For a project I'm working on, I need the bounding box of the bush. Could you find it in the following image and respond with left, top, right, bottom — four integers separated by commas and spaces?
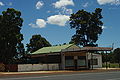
0, 63, 5, 72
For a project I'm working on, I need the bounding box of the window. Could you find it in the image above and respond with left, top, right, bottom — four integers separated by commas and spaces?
78, 56, 86, 66
65, 59, 74, 67
91, 59, 98, 65
77, 59, 86, 66
65, 56, 74, 67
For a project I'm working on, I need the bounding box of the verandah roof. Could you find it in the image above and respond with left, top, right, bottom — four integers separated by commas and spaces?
62, 47, 113, 52
79, 47, 113, 51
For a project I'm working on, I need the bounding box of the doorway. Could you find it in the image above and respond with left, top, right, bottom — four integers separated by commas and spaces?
74, 59, 77, 70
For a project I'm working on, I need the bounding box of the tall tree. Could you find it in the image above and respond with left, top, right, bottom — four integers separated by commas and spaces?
26, 34, 51, 53
0, 8, 24, 63
69, 8, 103, 47
113, 48, 120, 67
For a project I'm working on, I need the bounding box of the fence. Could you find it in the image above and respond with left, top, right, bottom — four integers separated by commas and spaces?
18, 64, 59, 72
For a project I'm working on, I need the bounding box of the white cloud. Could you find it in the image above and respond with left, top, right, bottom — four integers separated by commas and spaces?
53, 0, 74, 8
0, 2, 4, 6
36, 1, 44, 9
101, 25, 106, 29
0, 2, 13, 6
47, 11, 51, 13
82, 2, 89, 8
29, 23, 37, 28
29, 19, 46, 28
36, 19, 46, 28
97, 0, 120, 5
47, 15, 70, 26
8, 2, 13, 6
52, 0, 74, 15
61, 7, 73, 15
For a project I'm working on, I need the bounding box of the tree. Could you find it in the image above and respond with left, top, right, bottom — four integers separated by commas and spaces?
101, 52, 113, 63
113, 48, 120, 67
16, 43, 25, 58
26, 34, 51, 53
69, 8, 103, 47
0, 8, 24, 63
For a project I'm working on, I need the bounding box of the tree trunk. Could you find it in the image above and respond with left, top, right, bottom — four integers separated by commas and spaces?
119, 63, 120, 68
118, 60, 120, 68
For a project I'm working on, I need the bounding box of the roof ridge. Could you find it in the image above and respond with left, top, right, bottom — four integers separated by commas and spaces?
41, 43, 73, 48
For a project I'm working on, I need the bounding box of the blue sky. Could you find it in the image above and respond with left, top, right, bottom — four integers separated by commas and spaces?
0, 0, 120, 48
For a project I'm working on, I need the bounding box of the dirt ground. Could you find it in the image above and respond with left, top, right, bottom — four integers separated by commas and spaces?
0, 68, 120, 76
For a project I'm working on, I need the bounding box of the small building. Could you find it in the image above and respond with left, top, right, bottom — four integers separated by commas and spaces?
30, 44, 112, 70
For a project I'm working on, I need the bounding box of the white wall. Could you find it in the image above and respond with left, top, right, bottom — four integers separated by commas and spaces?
18, 64, 59, 72
93, 54, 102, 68
88, 53, 102, 68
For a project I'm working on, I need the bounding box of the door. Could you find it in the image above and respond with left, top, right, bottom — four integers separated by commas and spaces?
74, 59, 77, 70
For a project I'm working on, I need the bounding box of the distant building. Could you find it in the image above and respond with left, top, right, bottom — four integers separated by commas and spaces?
30, 44, 112, 70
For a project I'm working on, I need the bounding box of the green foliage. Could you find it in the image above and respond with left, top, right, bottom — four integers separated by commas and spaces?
113, 48, 120, 63
0, 8, 24, 63
69, 8, 103, 47
16, 43, 25, 58
102, 52, 113, 63
26, 34, 51, 53
102, 48, 120, 68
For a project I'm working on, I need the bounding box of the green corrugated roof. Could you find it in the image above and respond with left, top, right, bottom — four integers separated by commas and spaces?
32, 44, 74, 55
